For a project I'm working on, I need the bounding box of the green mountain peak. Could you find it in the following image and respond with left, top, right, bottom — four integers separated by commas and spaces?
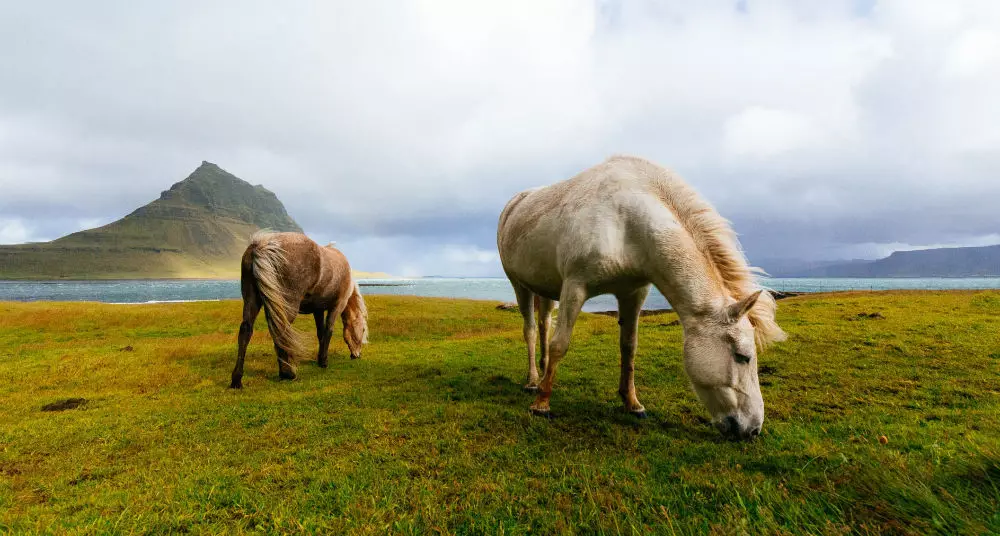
0, 162, 303, 279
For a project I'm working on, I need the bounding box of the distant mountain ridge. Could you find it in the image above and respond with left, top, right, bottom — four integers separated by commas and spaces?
0, 162, 303, 279
768, 244, 1000, 278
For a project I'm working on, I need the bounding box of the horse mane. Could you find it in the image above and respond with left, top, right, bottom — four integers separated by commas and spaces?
614, 155, 787, 350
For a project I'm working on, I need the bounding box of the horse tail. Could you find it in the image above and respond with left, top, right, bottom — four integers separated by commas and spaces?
342, 280, 369, 358
248, 232, 307, 360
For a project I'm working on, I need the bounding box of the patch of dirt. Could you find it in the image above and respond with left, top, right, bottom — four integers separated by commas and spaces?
850, 312, 885, 320
120, 345, 134, 352
0, 462, 22, 476
759, 365, 779, 376
495, 302, 518, 311
41, 397, 87, 412
659, 319, 681, 327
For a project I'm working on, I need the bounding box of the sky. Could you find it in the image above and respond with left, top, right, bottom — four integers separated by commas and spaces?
1, 1, 998, 277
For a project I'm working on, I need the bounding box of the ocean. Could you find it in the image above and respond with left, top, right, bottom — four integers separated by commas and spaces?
2, 277, 999, 312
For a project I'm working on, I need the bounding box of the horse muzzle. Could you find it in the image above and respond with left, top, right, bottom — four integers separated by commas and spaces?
716, 415, 761, 441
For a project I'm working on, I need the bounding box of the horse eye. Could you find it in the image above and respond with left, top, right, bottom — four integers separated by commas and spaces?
734, 352, 751, 364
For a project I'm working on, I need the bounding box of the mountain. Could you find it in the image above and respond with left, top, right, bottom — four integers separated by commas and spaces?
753, 258, 871, 278
790, 245, 1000, 278
0, 162, 303, 279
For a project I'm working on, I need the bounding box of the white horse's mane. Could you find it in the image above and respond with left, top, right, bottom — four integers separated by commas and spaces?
612, 155, 786, 349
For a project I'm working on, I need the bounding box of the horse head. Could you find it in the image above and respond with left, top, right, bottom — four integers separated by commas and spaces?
682, 290, 765, 441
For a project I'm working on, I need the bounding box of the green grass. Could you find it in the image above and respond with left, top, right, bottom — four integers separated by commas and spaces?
1, 291, 998, 534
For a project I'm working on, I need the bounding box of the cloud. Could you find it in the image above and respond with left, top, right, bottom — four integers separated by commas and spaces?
0, 219, 36, 245
723, 107, 822, 158
1, 1, 999, 274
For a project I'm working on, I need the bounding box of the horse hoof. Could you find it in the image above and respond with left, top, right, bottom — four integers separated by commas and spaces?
317, 362, 328, 369
530, 407, 552, 418
524, 384, 539, 392
229, 382, 243, 389
278, 373, 296, 381
632, 410, 648, 419
350, 354, 361, 360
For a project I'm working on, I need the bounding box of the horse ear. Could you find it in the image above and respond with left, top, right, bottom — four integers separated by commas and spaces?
726, 290, 762, 322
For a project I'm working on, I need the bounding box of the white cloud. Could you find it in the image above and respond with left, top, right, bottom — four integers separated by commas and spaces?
442, 245, 499, 265
723, 107, 821, 158
0, 219, 40, 245
944, 29, 1000, 77
1, 1, 999, 271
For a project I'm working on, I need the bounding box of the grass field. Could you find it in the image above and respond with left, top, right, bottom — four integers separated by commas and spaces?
1, 291, 998, 534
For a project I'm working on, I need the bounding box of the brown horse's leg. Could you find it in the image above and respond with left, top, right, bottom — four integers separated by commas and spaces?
315, 310, 332, 368
266, 305, 299, 380
512, 282, 539, 390
616, 286, 650, 417
530, 280, 586, 415
274, 343, 296, 380
536, 296, 555, 376
231, 292, 261, 389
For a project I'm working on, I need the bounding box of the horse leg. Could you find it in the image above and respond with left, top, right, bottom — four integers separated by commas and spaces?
267, 304, 299, 380
512, 282, 539, 390
530, 280, 586, 415
274, 343, 297, 380
315, 310, 332, 368
536, 296, 555, 375
617, 286, 650, 417
231, 294, 261, 389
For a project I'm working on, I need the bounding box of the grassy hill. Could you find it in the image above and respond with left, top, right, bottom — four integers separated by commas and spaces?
0, 162, 303, 279
1, 292, 998, 533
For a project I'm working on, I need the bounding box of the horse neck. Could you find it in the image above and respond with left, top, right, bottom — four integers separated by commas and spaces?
650, 238, 729, 321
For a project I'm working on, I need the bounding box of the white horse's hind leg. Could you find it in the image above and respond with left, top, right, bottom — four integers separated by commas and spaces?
536, 296, 555, 375
616, 286, 650, 417
512, 283, 540, 390
530, 280, 587, 415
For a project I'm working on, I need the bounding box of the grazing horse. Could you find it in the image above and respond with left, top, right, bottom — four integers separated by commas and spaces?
230, 231, 368, 388
497, 155, 785, 440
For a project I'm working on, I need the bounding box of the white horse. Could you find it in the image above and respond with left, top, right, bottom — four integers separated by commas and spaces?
497, 155, 785, 440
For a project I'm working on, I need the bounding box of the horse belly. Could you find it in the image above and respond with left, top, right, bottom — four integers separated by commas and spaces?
500, 235, 564, 299
298, 287, 340, 314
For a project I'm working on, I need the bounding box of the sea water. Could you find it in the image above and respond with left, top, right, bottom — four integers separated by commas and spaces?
2, 277, 1000, 312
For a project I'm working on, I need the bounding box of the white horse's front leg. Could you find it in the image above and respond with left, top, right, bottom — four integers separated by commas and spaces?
531, 280, 586, 415
512, 283, 539, 390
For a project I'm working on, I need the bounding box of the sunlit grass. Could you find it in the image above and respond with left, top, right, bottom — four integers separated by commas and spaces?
1, 292, 998, 534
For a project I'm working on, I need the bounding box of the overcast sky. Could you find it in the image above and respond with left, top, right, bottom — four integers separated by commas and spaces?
1, 1, 998, 276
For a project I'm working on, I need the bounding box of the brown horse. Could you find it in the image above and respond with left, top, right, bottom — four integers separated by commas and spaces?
230, 231, 369, 388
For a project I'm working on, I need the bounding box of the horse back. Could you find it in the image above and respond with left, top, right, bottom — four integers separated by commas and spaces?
241, 232, 322, 303
497, 156, 683, 293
